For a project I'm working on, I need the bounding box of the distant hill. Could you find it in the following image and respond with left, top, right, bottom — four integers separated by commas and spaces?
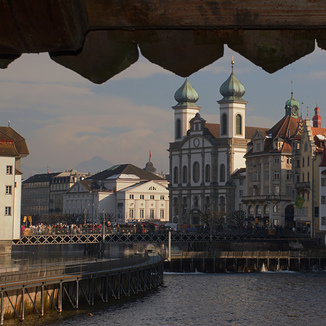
75, 156, 113, 174
21, 156, 113, 179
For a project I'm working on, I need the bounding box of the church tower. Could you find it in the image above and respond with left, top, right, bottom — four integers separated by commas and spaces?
285, 92, 300, 118
312, 104, 322, 127
172, 79, 201, 141
218, 59, 247, 139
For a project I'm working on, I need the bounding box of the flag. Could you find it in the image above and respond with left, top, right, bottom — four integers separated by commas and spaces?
295, 194, 305, 209
149, 149, 151, 162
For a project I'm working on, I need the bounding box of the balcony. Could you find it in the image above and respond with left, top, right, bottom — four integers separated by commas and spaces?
242, 195, 292, 203
295, 182, 311, 191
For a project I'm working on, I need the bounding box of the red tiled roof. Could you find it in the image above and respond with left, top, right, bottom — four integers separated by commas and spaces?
267, 115, 301, 138
0, 127, 29, 156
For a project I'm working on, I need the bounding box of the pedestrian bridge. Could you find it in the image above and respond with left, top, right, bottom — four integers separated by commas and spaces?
13, 231, 308, 245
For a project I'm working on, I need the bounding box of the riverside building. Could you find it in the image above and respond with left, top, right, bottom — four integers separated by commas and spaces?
168, 61, 267, 225
63, 163, 169, 223
0, 123, 29, 246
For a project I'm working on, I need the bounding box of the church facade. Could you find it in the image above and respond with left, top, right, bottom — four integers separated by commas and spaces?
168, 62, 266, 225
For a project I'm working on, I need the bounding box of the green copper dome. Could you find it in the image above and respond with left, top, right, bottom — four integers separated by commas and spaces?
285, 92, 300, 118
174, 78, 199, 106
219, 71, 246, 101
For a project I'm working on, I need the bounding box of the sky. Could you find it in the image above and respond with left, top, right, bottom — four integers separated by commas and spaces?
1, 44, 326, 177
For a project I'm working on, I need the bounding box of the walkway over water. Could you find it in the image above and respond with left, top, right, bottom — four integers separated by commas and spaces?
0, 253, 164, 325
13, 231, 312, 245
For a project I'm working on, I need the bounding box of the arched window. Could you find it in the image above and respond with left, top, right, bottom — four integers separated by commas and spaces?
193, 161, 200, 183
263, 205, 270, 215
173, 166, 178, 184
248, 205, 254, 215
222, 113, 227, 135
182, 165, 187, 183
256, 205, 262, 215
176, 119, 181, 139
220, 164, 225, 182
236, 114, 242, 135
205, 164, 210, 183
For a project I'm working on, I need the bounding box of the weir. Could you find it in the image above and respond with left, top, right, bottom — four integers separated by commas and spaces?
0, 253, 164, 325
164, 250, 326, 273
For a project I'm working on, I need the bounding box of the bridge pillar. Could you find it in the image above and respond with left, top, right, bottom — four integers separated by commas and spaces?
0, 241, 11, 255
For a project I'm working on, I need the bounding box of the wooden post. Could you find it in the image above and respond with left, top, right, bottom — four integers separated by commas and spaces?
41, 285, 44, 317
58, 282, 62, 313
76, 280, 79, 309
1, 290, 4, 326
21, 288, 25, 321
168, 230, 171, 262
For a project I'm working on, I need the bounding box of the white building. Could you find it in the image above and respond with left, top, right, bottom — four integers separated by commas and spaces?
0, 125, 29, 243
168, 61, 266, 224
63, 163, 169, 223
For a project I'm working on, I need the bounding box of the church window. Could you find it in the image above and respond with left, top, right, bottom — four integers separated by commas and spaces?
221, 113, 227, 135
205, 164, 210, 182
176, 119, 181, 139
173, 166, 178, 184
220, 164, 225, 182
194, 196, 199, 207
182, 165, 187, 183
236, 114, 242, 135
193, 162, 200, 183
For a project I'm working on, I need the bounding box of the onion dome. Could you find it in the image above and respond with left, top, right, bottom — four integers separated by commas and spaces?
174, 78, 199, 106
219, 59, 245, 101
285, 92, 300, 117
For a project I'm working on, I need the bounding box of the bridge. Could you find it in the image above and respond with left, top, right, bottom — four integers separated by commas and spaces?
13, 231, 311, 245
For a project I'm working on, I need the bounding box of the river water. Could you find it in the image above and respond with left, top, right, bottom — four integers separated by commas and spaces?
8, 271, 326, 326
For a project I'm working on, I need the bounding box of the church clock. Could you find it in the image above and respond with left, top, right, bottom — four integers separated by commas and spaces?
291, 105, 299, 118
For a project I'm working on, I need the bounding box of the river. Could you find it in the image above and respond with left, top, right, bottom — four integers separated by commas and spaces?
7, 271, 326, 326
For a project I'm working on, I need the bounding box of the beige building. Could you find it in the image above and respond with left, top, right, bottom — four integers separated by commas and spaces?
293, 108, 326, 238
243, 94, 302, 228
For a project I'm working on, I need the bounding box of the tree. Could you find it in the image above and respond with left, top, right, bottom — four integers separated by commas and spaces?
201, 209, 225, 233
227, 210, 247, 229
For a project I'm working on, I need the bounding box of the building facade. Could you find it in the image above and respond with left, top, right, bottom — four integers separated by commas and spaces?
49, 169, 90, 213
22, 169, 89, 218
63, 163, 169, 223
0, 125, 29, 241
168, 63, 267, 225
